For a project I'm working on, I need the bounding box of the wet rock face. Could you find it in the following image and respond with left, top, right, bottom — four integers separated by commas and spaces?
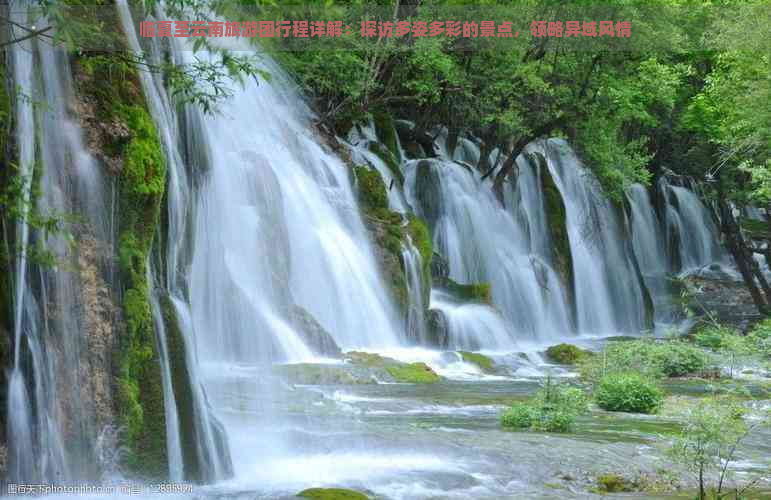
684, 272, 763, 332
427, 308, 449, 347
77, 234, 119, 440
290, 305, 342, 358
413, 159, 445, 229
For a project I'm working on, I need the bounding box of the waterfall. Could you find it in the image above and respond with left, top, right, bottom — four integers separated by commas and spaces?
401, 237, 428, 344
429, 291, 514, 351
404, 157, 573, 341
347, 122, 408, 213
116, 0, 231, 482
7, 0, 38, 483
114, 2, 407, 475
6, 0, 113, 482
534, 139, 650, 334
659, 177, 728, 273
148, 265, 184, 482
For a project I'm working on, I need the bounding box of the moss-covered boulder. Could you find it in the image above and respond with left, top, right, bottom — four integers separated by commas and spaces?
545, 343, 593, 365
459, 351, 495, 373
297, 487, 369, 500
385, 362, 440, 384
344, 351, 441, 384
440, 278, 492, 305
595, 473, 634, 493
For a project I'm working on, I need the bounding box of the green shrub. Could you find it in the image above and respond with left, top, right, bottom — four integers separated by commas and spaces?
501, 377, 589, 433
595, 373, 663, 414
596, 473, 633, 493
501, 403, 535, 429
747, 319, 771, 359
580, 339, 713, 382
545, 343, 592, 364
694, 325, 738, 349
533, 408, 574, 433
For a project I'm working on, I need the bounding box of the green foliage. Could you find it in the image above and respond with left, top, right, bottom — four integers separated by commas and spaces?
595, 373, 663, 414
579, 339, 715, 382
501, 377, 589, 433
668, 397, 767, 499
501, 403, 535, 429
545, 343, 592, 365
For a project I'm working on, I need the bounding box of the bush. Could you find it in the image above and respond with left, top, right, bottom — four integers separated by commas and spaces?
501, 403, 535, 429
501, 377, 589, 433
595, 373, 663, 414
533, 408, 574, 433
694, 325, 738, 349
545, 343, 592, 364
596, 473, 633, 493
579, 339, 713, 382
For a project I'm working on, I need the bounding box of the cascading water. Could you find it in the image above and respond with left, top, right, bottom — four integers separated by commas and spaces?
401, 237, 428, 344
404, 156, 573, 342
659, 177, 728, 273
116, 0, 230, 481
6, 0, 114, 482
429, 290, 514, 351
627, 183, 680, 324
347, 122, 408, 213
532, 139, 651, 334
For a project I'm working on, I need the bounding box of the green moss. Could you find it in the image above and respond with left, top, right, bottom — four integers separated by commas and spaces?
73, 45, 168, 476
459, 351, 495, 373
345, 351, 395, 367
545, 343, 592, 365
354, 165, 388, 215
443, 278, 492, 304
297, 487, 369, 500
385, 362, 440, 383
0, 55, 10, 158
595, 473, 634, 493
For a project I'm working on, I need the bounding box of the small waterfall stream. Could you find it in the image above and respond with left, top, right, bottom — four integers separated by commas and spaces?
6, 0, 114, 483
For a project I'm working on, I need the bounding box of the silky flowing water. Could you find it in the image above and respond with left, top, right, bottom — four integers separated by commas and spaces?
4, 4, 764, 498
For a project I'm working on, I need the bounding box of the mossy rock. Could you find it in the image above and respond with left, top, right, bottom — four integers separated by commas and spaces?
459, 351, 495, 373
72, 44, 168, 476
385, 362, 439, 384
353, 165, 388, 215
297, 487, 369, 500
344, 352, 440, 384
345, 350, 397, 367
441, 278, 492, 305
545, 343, 592, 365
